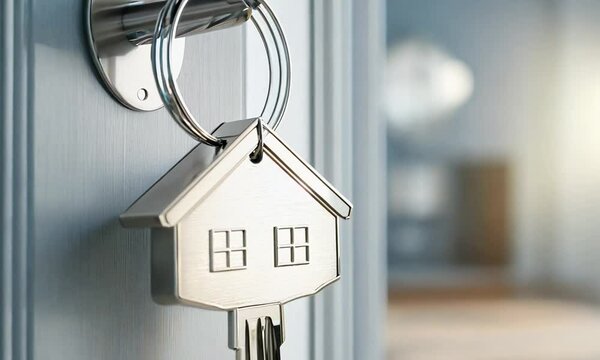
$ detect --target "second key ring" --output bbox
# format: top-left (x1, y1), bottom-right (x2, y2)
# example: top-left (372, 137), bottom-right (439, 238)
top-left (152, 0), bottom-right (291, 146)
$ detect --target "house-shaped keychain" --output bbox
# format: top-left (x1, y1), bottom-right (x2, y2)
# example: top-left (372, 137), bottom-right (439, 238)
top-left (120, 118), bottom-right (352, 310)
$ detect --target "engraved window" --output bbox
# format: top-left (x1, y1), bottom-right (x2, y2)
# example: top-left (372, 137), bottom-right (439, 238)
top-left (210, 229), bottom-right (247, 272)
top-left (274, 226), bottom-right (310, 267)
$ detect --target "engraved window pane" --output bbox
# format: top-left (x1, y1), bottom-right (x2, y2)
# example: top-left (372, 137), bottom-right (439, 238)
top-left (296, 246), bottom-right (309, 263)
top-left (277, 247), bottom-right (293, 265)
top-left (230, 230), bottom-right (245, 249)
top-left (212, 231), bottom-right (228, 250)
top-left (212, 252), bottom-right (228, 271)
top-left (230, 250), bottom-right (246, 268)
top-left (277, 228), bottom-right (293, 246)
top-left (294, 227), bottom-right (309, 244)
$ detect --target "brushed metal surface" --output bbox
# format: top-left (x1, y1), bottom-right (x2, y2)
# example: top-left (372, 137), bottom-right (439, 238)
top-left (229, 304), bottom-right (284, 360)
top-left (120, 119), bottom-right (352, 228)
top-left (87, 0), bottom-right (187, 111)
top-left (32, 0), bottom-right (246, 358)
top-left (245, 2), bottom-right (313, 358)
top-left (87, 0), bottom-right (253, 111)
top-left (121, 0), bottom-right (252, 46)
top-left (176, 154), bottom-right (339, 309)
top-left (121, 119), bottom-right (351, 310)
top-left (151, 0), bottom-right (291, 145)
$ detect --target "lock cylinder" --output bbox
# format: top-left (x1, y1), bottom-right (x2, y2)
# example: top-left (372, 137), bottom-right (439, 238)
top-left (87, 0), bottom-right (261, 111)
top-left (122, 0), bottom-right (254, 46)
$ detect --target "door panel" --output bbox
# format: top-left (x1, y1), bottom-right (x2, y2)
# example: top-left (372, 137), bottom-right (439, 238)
top-left (31, 0), bottom-right (250, 358)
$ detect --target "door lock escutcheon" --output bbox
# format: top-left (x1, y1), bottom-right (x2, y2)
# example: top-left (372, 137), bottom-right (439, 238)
top-left (86, 0), bottom-right (256, 111)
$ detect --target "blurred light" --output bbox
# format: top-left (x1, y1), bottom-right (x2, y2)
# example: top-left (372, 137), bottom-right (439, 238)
top-left (385, 39), bottom-right (474, 129)
top-left (389, 164), bottom-right (449, 217)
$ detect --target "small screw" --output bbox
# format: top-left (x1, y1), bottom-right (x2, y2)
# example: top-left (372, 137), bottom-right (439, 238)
top-left (137, 88), bottom-right (148, 101)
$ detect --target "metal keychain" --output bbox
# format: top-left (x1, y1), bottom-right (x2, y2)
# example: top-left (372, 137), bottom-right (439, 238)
top-left (152, 0), bottom-right (290, 145)
top-left (120, 1), bottom-right (352, 359)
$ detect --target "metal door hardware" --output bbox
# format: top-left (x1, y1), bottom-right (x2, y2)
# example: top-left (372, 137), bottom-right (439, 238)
top-left (86, 0), bottom-right (261, 111)
top-left (121, 119), bottom-right (352, 360)
top-left (96, 1), bottom-right (352, 358)
top-left (121, 118), bottom-right (352, 307)
top-left (151, 0), bottom-right (290, 144)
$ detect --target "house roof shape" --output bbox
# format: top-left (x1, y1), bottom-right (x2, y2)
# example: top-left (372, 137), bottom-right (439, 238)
top-left (120, 118), bottom-right (353, 228)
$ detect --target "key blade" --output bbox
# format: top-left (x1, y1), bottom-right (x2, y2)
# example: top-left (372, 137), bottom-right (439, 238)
top-left (229, 304), bottom-right (284, 360)
top-left (264, 317), bottom-right (281, 360)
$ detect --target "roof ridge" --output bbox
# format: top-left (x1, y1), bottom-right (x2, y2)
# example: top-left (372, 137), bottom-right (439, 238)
top-left (120, 119), bottom-right (352, 228)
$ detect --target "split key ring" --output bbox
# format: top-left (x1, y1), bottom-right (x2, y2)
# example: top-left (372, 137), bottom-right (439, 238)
top-left (152, 0), bottom-right (291, 146)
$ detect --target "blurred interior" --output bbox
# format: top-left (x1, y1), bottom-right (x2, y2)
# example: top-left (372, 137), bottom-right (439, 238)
top-left (385, 1), bottom-right (600, 359)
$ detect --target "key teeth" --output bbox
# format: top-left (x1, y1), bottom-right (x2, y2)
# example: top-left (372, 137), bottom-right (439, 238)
top-left (229, 304), bottom-right (284, 360)
top-left (264, 317), bottom-right (282, 360)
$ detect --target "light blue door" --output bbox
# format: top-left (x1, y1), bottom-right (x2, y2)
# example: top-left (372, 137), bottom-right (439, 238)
top-left (1, 0), bottom-right (313, 359)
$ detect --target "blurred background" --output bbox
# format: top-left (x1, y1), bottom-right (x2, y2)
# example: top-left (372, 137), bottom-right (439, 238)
top-left (385, 1), bottom-right (600, 359)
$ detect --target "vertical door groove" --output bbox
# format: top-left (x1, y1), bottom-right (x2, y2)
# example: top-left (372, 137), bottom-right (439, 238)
top-left (1, 0), bottom-right (33, 359)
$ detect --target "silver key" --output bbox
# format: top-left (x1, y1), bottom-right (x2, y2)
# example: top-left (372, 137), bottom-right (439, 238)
top-left (229, 304), bottom-right (283, 360)
top-left (121, 119), bottom-right (352, 359)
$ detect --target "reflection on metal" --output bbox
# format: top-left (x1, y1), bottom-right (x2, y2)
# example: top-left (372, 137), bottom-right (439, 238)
top-left (121, 118), bottom-right (352, 358)
top-left (152, 0), bottom-right (291, 144)
top-left (86, 0), bottom-right (254, 111)
top-left (86, 0), bottom-right (292, 129)
top-left (229, 304), bottom-right (284, 360)
top-left (121, 119), bottom-right (352, 310)
top-left (122, 0), bottom-right (253, 46)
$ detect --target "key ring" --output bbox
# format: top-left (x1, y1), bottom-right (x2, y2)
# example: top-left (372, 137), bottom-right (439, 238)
top-left (152, 0), bottom-right (291, 147)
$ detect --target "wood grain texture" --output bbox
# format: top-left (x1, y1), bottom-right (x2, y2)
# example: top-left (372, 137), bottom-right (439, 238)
top-left (31, 1), bottom-right (244, 359)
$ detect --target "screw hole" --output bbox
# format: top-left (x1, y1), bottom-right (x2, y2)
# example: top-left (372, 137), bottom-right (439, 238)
top-left (137, 88), bottom-right (149, 101)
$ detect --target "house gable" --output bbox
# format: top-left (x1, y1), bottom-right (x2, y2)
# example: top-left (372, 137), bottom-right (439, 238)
top-left (176, 150), bottom-right (339, 310)
top-left (120, 119), bottom-right (352, 228)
